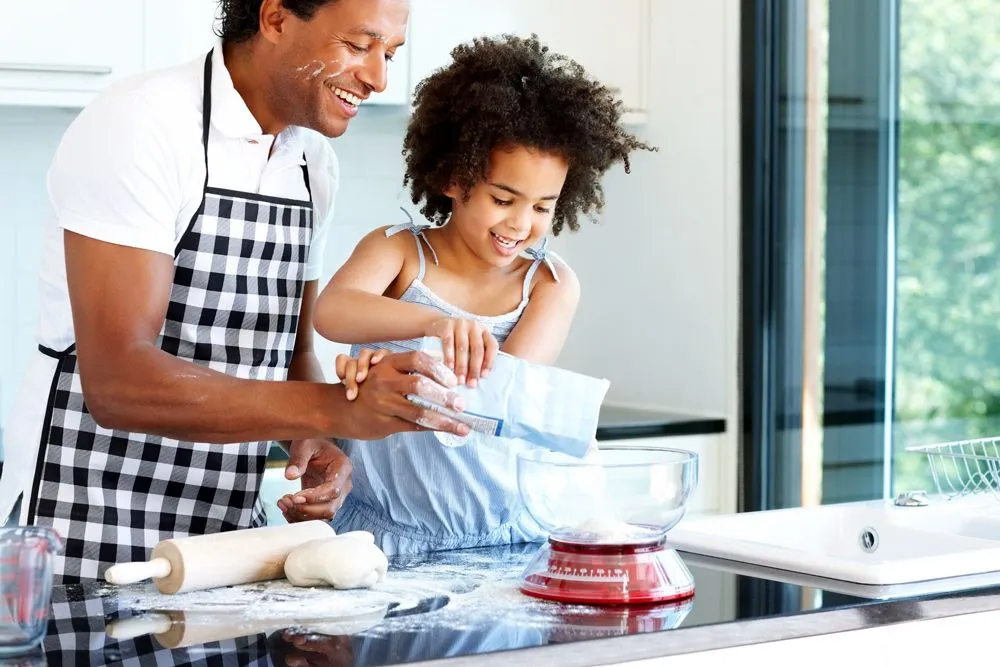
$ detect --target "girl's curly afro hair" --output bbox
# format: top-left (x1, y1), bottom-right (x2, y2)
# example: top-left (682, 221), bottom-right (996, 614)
top-left (402, 33), bottom-right (657, 235)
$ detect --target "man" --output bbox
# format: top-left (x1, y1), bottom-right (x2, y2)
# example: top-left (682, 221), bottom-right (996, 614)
top-left (0, 0), bottom-right (469, 583)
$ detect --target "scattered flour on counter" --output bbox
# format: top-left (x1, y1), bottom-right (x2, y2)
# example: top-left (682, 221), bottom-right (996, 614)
top-left (568, 517), bottom-right (659, 544)
top-left (104, 550), bottom-right (609, 639)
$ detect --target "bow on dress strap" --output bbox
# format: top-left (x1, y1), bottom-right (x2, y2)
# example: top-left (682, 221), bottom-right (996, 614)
top-left (521, 236), bottom-right (562, 282)
top-left (384, 207), bottom-right (440, 265)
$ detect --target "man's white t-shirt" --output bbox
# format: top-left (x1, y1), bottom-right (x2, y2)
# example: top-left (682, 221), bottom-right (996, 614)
top-left (0, 42), bottom-right (339, 523)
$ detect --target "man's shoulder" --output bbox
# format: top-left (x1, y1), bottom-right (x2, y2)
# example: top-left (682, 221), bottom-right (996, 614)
top-left (76, 56), bottom-right (203, 140)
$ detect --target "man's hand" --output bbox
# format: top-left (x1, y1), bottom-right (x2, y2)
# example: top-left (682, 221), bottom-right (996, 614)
top-left (277, 438), bottom-right (353, 522)
top-left (275, 630), bottom-right (354, 667)
top-left (347, 350), bottom-right (472, 440)
top-left (335, 348), bottom-right (387, 400)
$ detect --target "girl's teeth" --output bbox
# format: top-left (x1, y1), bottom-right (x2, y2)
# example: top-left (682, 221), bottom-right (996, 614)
top-left (492, 233), bottom-right (518, 248)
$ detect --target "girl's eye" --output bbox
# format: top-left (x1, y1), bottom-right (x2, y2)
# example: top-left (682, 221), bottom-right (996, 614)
top-left (492, 197), bottom-right (513, 206)
top-left (536, 206), bottom-right (552, 214)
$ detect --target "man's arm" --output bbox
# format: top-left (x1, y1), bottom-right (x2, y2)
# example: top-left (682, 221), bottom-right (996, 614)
top-left (66, 232), bottom-right (466, 443)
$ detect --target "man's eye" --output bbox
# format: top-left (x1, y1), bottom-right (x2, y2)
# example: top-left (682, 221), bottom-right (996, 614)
top-left (347, 42), bottom-right (368, 53)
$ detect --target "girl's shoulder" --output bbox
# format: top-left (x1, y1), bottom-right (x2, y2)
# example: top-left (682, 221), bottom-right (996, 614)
top-left (524, 248), bottom-right (578, 298)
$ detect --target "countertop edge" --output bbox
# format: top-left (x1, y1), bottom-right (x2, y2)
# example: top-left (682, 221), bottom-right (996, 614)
top-left (404, 589), bottom-right (1000, 666)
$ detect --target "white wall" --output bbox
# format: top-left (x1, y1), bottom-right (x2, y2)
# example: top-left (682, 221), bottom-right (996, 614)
top-left (554, 0), bottom-right (741, 511)
top-left (0, 107), bottom-right (78, 426)
top-left (555, 1), bottom-right (740, 419)
top-left (0, 2), bottom-right (741, 508)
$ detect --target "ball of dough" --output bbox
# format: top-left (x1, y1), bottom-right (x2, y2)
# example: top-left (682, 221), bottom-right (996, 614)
top-left (284, 531), bottom-right (389, 589)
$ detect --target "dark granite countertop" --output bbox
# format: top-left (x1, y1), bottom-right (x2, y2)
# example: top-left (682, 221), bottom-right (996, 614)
top-left (596, 405), bottom-right (725, 440)
top-left (22, 542), bottom-right (1000, 666)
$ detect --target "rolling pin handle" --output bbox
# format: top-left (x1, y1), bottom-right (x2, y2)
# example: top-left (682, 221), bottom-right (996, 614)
top-left (104, 557), bottom-right (173, 585)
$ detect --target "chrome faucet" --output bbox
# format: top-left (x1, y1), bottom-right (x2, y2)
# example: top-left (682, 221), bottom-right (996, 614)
top-left (893, 490), bottom-right (929, 507)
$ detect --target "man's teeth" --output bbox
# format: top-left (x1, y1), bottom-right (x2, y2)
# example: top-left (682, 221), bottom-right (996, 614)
top-left (492, 232), bottom-right (520, 249)
top-left (333, 88), bottom-right (361, 106)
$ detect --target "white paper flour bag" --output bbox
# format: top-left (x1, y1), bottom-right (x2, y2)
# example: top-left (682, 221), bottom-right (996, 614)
top-left (407, 337), bottom-right (609, 458)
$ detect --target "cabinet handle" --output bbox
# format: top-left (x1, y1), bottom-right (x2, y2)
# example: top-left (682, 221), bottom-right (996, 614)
top-left (0, 63), bottom-right (112, 75)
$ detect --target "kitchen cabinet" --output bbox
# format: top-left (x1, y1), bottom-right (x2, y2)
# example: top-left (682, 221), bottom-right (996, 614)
top-left (142, 0), bottom-right (219, 72)
top-left (514, 0), bottom-right (650, 118)
top-left (407, 0), bottom-right (650, 119)
top-left (0, 2), bottom-right (646, 115)
top-left (0, 0), bottom-right (143, 107)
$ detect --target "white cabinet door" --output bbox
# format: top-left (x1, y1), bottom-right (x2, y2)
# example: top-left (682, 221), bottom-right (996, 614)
top-left (143, 0), bottom-right (219, 72)
top-left (407, 0), bottom-right (648, 115)
top-left (407, 0), bottom-right (523, 99)
top-left (511, 0), bottom-right (649, 115)
top-left (0, 0), bottom-right (143, 107)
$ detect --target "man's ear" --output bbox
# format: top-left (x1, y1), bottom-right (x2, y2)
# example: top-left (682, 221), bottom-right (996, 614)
top-left (258, 0), bottom-right (290, 46)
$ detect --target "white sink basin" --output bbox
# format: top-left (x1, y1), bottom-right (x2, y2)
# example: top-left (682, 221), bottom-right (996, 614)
top-left (670, 494), bottom-right (1000, 589)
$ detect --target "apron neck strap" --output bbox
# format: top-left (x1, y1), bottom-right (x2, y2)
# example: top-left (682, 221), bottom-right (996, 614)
top-left (201, 50), bottom-right (213, 169)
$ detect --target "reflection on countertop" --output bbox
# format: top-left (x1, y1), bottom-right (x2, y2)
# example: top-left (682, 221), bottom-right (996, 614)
top-left (23, 542), bottom-right (1000, 667)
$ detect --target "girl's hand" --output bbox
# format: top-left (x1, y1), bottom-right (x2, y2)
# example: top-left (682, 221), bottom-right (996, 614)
top-left (425, 317), bottom-right (498, 387)
top-left (335, 348), bottom-right (388, 400)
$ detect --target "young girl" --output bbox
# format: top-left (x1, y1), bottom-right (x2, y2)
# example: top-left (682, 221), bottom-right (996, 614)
top-left (308, 34), bottom-right (654, 554)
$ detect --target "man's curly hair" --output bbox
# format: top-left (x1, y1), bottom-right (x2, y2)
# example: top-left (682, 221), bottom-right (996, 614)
top-left (403, 34), bottom-right (656, 235)
top-left (216, 0), bottom-right (336, 43)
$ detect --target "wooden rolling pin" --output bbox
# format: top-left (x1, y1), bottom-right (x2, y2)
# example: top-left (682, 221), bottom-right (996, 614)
top-left (106, 611), bottom-right (285, 649)
top-left (104, 520), bottom-right (335, 594)
top-left (106, 606), bottom-right (390, 649)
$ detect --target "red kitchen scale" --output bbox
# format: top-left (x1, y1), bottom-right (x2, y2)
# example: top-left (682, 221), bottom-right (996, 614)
top-left (515, 445), bottom-right (699, 606)
top-left (519, 535), bottom-right (695, 605)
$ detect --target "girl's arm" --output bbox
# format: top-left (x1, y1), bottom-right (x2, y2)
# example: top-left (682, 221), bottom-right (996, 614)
top-left (315, 227), bottom-right (442, 344)
top-left (501, 262), bottom-right (582, 365)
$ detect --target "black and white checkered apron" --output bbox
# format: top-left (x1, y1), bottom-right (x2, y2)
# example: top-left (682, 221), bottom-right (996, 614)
top-left (25, 50), bottom-right (314, 584)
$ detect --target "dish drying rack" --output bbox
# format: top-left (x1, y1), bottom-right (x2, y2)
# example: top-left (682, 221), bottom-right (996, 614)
top-left (906, 436), bottom-right (1000, 499)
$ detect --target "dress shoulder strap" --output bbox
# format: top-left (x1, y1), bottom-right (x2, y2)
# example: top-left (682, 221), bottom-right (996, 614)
top-left (384, 208), bottom-right (439, 281)
top-left (520, 236), bottom-right (563, 301)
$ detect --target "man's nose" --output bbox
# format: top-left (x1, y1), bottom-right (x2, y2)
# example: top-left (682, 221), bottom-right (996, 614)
top-left (357, 53), bottom-right (389, 94)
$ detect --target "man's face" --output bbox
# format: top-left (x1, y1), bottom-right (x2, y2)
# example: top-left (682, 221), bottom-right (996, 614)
top-left (267, 0), bottom-right (409, 137)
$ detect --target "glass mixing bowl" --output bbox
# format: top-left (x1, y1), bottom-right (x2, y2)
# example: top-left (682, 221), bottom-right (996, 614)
top-left (517, 445), bottom-right (699, 545)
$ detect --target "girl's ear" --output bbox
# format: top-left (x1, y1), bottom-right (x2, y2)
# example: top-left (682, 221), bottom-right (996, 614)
top-left (443, 183), bottom-right (461, 199)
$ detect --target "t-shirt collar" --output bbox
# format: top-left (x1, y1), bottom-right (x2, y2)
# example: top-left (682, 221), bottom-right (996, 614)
top-left (209, 39), bottom-right (304, 157)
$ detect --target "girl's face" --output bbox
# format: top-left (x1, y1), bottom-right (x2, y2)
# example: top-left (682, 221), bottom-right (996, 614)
top-left (444, 145), bottom-right (568, 267)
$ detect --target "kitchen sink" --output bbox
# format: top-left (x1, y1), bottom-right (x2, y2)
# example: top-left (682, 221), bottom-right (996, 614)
top-left (669, 494), bottom-right (1000, 591)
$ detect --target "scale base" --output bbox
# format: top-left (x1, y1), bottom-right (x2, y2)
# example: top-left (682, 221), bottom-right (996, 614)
top-left (519, 537), bottom-right (695, 606)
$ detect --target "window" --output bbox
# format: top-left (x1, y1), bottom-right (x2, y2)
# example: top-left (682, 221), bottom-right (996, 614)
top-left (741, 0), bottom-right (1000, 510)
